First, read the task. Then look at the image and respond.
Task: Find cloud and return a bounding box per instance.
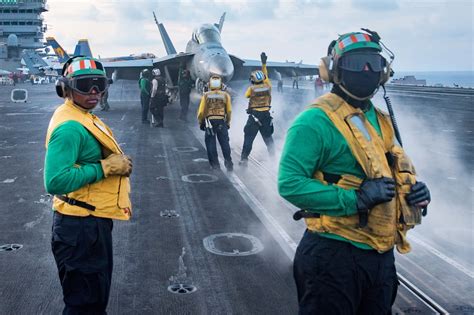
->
[44,0,473,71]
[351,0,399,11]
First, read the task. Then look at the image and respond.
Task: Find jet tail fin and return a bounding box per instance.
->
[153,11,177,55]
[21,49,49,75]
[73,39,93,58]
[215,12,226,33]
[46,37,70,63]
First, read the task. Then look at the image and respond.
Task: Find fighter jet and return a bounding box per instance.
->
[46,36,156,80]
[152,12,318,92]
[46,37,93,63]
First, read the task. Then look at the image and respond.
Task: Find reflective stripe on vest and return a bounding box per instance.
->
[45,99,132,221]
[205,92,226,119]
[249,84,271,110]
[304,93,420,254]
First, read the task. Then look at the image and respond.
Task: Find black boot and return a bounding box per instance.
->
[224,160,233,172]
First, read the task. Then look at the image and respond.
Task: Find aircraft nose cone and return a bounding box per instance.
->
[208,54,234,83]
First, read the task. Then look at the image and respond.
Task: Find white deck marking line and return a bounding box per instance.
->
[189,125,297,260]
[228,172,298,260]
[411,234,474,279]
[397,273,450,314]
[6,113,44,116]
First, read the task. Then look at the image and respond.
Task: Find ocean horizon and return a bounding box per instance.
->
[391,71,474,88]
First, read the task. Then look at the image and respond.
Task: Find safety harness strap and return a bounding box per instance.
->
[55,195,96,211]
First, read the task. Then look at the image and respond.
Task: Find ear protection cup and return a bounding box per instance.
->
[318,56,332,83]
[55,76,69,98]
[379,61,392,85]
[319,56,334,82]
[319,40,338,83]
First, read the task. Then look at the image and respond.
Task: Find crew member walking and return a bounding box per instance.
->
[197,74,233,171]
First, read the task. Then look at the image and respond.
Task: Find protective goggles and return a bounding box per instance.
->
[339,52,387,72]
[69,76,108,94]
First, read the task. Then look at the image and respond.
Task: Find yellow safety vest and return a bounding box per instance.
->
[305,93,421,253]
[248,83,271,111]
[205,91,227,119]
[45,99,132,220]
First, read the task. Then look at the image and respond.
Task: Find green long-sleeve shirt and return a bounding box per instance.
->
[44,120,104,196]
[278,98,382,249]
[139,77,151,96]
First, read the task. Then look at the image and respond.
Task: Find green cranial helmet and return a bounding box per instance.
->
[63,56,107,78]
[332,32,382,57]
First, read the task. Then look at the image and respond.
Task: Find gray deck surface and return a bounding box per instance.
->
[0,81,472,314]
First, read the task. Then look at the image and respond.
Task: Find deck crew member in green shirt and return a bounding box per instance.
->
[139,69,152,123]
[45,56,133,314]
[278,30,431,314]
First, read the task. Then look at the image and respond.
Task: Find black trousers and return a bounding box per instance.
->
[241,110,274,159]
[51,212,113,315]
[150,95,167,126]
[294,230,398,315]
[205,119,232,167]
[140,93,150,122]
[179,91,190,119]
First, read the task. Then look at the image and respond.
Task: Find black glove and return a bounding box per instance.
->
[406,181,431,216]
[200,123,205,131]
[226,123,230,129]
[260,52,267,64]
[356,177,396,211]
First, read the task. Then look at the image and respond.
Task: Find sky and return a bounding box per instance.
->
[44,0,473,72]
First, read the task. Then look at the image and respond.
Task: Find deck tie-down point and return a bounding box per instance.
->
[160,210,180,218]
[0,244,23,252]
[168,247,197,294]
[181,174,218,183]
[203,233,264,256]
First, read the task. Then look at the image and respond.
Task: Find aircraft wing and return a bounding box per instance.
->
[151,53,195,87]
[101,58,155,81]
[234,56,319,79]
[101,53,194,84]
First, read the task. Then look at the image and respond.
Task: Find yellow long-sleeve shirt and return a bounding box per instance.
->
[197,89,232,125]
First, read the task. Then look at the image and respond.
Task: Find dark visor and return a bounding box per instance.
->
[70,76,108,94]
[339,53,387,72]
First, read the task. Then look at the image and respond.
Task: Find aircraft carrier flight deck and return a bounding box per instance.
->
[0,82,473,314]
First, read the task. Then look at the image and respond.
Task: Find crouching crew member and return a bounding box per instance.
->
[197,74,233,171]
[45,56,133,314]
[240,52,274,166]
